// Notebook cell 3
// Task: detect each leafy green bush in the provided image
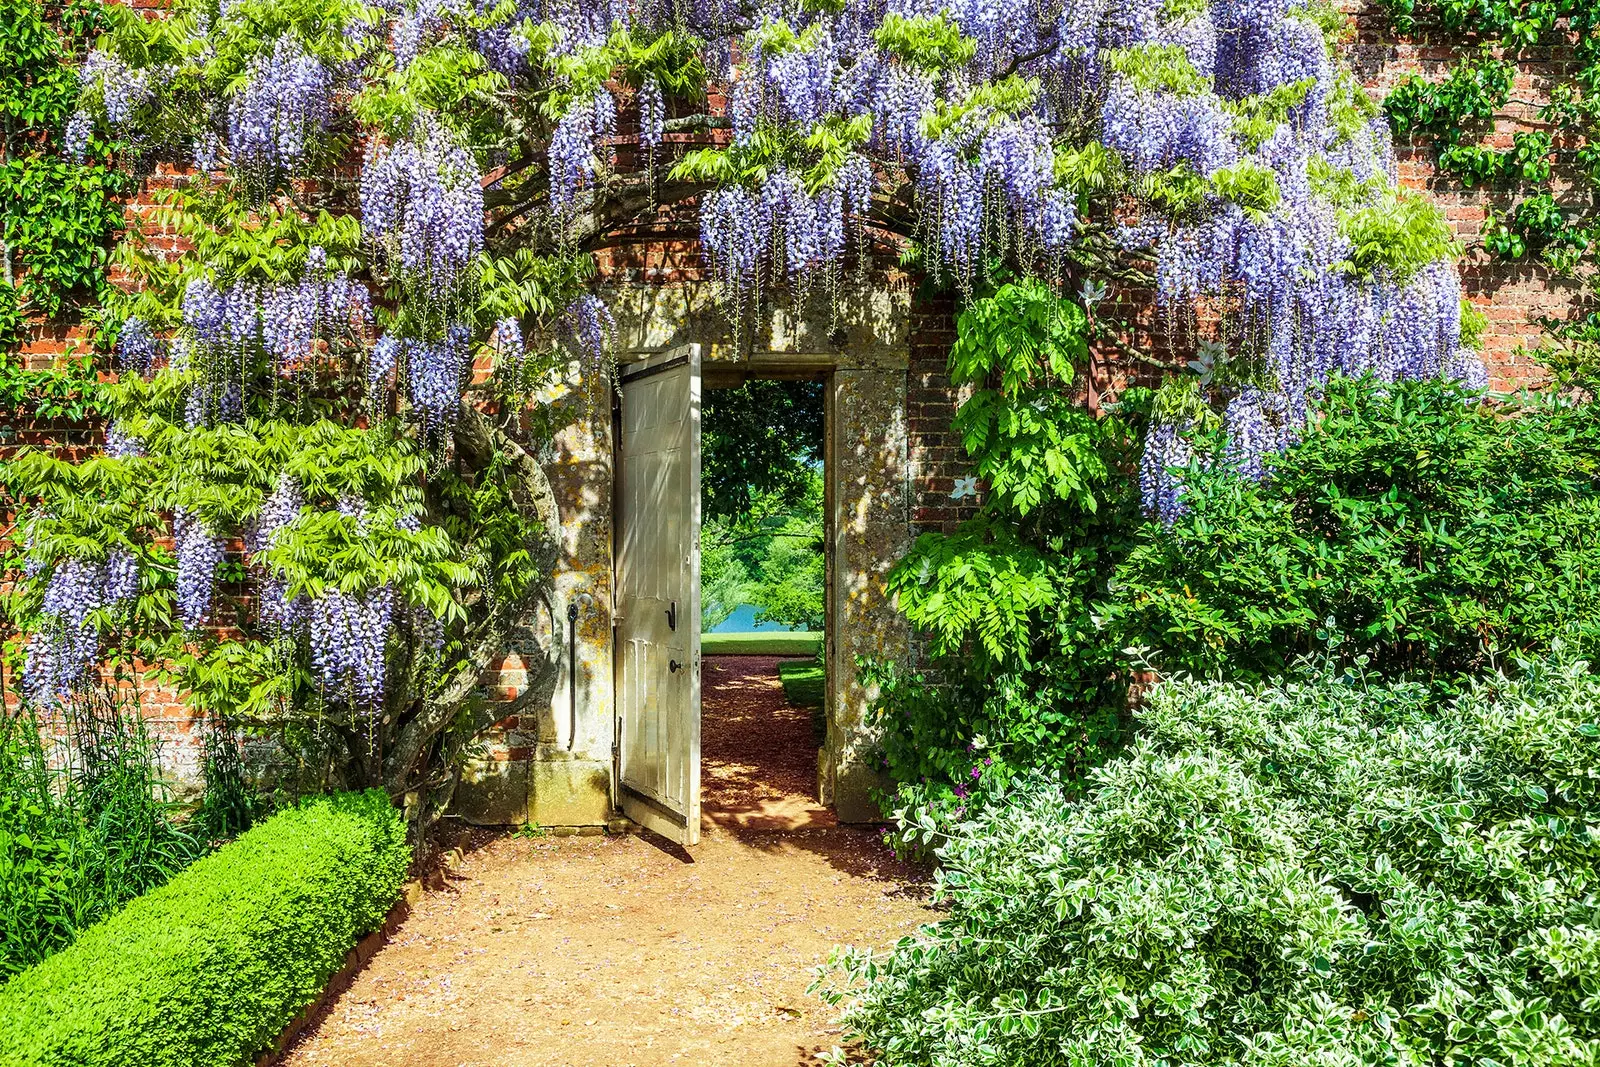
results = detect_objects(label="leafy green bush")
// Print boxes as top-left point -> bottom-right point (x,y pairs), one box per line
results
1112,377 -> 1600,683
823,652 -> 1600,1066
0,694 -> 202,979
874,293 -> 1600,818
0,789 -> 409,1067
873,280 -> 1139,821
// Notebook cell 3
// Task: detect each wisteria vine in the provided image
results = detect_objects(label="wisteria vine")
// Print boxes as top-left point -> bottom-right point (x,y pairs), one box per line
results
13,0 -> 1488,812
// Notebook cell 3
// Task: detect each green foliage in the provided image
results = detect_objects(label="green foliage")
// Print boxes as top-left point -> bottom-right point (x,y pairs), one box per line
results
1208,159 -> 1282,215
702,378 -> 824,522
0,353 -> 102,422
1338,189 -> 1458,282
874,312 -> 1599,827
746,497 -> 824,631
1104,44 -> 1209,95
0,155 -> 128,317
821,652 -> 1600,1066
0,691 -> 202,980
946,279 -> 1098,516
920,74 -> 1040,141
0,0 -> 127,323
0,789 -> 409,1067
1110,376 -> 1600,682
0,0 -> 83,132
1385,56 -> 1514,135
872,13 -> 976,70
875,280 -> 1138,815
1483,192 -> 1588,265
1225,77 -> 1316,149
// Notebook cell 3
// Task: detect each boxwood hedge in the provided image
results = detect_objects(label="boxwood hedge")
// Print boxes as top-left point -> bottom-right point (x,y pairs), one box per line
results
0,789 -> 409,1067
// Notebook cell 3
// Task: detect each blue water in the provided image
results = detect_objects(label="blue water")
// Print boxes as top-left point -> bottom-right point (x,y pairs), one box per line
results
711,604 -> 805,633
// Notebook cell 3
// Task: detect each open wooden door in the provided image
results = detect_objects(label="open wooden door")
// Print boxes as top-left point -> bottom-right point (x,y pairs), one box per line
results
614,344 -> 702,846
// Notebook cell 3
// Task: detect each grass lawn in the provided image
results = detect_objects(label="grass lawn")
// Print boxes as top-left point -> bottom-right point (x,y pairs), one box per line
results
700,632 -> 822,656
777,659 -> 825,709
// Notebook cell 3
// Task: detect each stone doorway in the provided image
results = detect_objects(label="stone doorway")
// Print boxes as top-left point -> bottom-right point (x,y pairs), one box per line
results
455,285 -> 914,828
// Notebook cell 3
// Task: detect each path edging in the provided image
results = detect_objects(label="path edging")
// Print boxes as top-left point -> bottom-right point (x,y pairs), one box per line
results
254,879 -> 422,1066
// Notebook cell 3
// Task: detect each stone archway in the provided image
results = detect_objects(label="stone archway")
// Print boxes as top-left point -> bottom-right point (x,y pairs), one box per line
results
454,283 -> 915,826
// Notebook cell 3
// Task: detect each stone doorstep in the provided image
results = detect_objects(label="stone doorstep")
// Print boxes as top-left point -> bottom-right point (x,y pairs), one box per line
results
254,883 -> 417,1067
453,757 -> 615,828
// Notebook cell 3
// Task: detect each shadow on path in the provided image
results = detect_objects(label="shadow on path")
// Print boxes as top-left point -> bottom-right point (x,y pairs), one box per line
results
701,654 -> 836,833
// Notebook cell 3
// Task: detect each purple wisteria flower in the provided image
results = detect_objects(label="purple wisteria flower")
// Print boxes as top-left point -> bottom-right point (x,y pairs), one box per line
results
361,123 -> 486,290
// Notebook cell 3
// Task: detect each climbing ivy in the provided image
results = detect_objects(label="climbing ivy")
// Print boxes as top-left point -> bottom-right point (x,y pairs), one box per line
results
0,0 -> 129,345
1374,0 -> 1600,376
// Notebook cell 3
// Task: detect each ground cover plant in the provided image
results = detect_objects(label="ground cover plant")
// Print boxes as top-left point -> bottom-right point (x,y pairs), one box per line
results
823,651 -> 1600,1067
0,789 -> 408,1067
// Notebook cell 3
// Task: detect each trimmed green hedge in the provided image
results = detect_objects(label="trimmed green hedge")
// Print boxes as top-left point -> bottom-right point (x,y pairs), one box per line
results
0,789 -> 409,1067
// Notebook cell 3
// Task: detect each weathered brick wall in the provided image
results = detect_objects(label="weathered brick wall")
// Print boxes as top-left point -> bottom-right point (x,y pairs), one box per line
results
905,294 -> 975,536
1348,0 -> 1573,390
4,7 -> 1574,807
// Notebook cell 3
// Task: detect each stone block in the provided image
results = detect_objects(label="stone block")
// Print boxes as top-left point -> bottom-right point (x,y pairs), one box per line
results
529,758 -> 612,826
454,759 -> 529,826
832,759 -> 891,824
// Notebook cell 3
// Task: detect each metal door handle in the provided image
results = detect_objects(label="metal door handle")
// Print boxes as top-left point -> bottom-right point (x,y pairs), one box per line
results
669,659 -> 682,673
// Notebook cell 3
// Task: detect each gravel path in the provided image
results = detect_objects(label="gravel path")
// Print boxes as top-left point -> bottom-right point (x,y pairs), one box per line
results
281,656 -> 930,1067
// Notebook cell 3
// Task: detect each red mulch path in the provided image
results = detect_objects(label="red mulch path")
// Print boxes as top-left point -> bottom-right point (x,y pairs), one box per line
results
700,654 -> 836,832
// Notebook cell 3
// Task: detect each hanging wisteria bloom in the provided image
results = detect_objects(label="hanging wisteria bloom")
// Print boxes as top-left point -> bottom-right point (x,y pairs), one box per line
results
1222,387 -> 1289,481
63,109 -> 93,159
361,123 -> 485,291
307,584 -> 397,706
1140,421 -> 1201,525
404,324 -> 474,432
548,88 -> 617,221
104,421 -> 143,459
23,550 -> 140,707
174,509 -> 225,629
638,75 -> 665,153
80,50 -> 151,129
229,36 -> 332,172
249,474 -> 305,631
564,295 -> 614,365
118,317 -> 162,375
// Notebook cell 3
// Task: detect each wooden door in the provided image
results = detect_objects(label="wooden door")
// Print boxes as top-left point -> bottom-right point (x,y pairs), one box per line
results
615,344 -> 702,846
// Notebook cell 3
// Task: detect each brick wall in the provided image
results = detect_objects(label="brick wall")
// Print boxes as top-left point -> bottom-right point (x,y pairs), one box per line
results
1348,0 -> 1574,390
4,8 -> 1577,797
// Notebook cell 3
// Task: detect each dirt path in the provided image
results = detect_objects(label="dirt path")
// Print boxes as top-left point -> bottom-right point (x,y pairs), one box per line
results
701,655 -> 835,832
282,656 -> 931,1067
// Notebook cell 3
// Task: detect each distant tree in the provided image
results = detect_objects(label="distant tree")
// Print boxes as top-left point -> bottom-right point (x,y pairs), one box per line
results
702,380 -> 823,523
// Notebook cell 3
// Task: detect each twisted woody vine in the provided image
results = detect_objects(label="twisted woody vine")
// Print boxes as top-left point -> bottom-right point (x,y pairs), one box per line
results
8,0 -> 1488,825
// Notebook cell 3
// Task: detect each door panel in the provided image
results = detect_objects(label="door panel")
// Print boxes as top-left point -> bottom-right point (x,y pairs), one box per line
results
615,344 -> 701,845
